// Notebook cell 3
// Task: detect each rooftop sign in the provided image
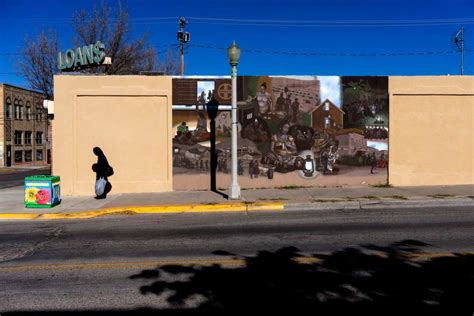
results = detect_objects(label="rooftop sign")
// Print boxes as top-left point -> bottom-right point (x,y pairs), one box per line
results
57,41 -> 106,71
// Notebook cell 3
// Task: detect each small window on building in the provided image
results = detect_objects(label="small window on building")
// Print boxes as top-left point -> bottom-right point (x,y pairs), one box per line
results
36,132 -> 43,145
36,106 -> 42,121
26,102 -> 31,120
24,131 -> 32,145
25,150 -> 32,162
5,97 -> 11,119
19,100 -> 24,120
325,102 -> 330,111
36,150 -> 43,161
15,151 -> 22,163
14,99 -> 19,120
14,131 -> 22,145
324,117 -> 330,128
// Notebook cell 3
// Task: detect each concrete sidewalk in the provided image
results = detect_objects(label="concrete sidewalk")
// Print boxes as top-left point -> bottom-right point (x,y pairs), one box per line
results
0,184 -> 472,220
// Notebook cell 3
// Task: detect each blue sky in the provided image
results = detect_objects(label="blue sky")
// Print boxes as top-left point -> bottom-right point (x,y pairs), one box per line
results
1,0 -> 473,88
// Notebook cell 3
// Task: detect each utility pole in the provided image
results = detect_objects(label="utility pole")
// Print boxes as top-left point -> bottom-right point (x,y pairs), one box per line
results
454,27 -> 465,75
177,17 -> 190,76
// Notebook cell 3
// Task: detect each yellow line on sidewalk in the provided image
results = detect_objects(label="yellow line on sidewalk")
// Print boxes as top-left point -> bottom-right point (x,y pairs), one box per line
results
0,202 -> 284,220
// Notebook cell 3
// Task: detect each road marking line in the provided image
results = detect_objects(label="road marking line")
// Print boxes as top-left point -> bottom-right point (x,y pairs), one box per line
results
0,258 -> 246,272
1,252 -> 471,273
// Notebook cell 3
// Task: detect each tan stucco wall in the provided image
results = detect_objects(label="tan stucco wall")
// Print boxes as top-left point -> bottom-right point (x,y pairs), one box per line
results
53,76 -> 172,196
389,76 -> 474,186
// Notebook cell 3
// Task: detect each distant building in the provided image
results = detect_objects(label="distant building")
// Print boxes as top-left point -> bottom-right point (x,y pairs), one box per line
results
332,128 -> 367,157
309,99 -> 344,130
0,84 -> 49,167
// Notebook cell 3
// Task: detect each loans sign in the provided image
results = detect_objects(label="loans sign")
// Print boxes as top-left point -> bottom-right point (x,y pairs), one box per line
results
57,41 -> 106,71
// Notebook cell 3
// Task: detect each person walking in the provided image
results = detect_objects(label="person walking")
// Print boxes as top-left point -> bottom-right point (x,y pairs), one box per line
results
370,152 -> 377,174
92,147 -> 114,199
223,158 -> 228,173
249,160 -> 254,179
238,159 -> 244,176
253,160 -> 260,178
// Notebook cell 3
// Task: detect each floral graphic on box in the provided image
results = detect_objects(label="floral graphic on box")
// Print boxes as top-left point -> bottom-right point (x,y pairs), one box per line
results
35,189 -> 51,205
25,188 -> 39,203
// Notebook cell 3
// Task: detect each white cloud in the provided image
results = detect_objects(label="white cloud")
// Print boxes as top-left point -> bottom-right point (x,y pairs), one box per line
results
317,76 -> 341,107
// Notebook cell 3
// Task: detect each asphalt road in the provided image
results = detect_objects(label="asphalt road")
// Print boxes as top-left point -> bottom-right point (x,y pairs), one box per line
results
0,205 -> 473,313
0,168 -> 51,189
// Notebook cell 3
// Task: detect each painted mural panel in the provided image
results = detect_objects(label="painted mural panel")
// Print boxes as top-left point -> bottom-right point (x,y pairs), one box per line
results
172,76 -> 388,190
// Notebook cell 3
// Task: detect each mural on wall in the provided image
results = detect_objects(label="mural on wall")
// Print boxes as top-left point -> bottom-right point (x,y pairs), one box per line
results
172,76 -> 388,184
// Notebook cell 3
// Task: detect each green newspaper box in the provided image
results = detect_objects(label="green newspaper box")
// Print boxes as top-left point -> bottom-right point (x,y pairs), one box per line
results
24,175 -> 61,208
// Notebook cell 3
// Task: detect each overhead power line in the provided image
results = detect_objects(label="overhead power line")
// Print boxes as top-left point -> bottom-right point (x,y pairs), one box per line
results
1,47 -> 472,57
184,17 -> 474,27
187,17 -> 474,24
2,16 -> 473,27
189,44 -> 473,57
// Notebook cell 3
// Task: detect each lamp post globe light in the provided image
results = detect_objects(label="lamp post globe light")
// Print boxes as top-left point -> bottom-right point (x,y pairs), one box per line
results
227,41 -> 241,200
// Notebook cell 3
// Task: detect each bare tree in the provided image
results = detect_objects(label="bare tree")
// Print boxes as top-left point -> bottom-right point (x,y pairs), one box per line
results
18,31 -> 58,99
72,1 -> 157,75
158,49 -> 180,75
18,1 -> 177,98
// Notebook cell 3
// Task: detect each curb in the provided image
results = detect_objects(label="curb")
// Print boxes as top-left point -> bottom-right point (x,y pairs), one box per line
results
284,197 -> 474,211
1,196 -> 472,221
0,202 -> 285,220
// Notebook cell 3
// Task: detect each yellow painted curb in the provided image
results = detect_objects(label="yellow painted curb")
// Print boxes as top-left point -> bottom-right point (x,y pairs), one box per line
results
0,202 -> 284,220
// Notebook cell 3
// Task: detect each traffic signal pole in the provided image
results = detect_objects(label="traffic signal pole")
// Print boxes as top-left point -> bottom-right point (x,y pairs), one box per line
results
178,17 -> 190,76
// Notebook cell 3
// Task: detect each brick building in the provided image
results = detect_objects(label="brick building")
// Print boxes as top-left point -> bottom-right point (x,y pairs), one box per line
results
0,84 -> 49,167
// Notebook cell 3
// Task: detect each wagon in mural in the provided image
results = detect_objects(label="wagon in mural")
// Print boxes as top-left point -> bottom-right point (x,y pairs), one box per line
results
174,129 -> 211,145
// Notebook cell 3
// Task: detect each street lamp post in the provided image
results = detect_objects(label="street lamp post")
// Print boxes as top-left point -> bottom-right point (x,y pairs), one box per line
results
227,41 -> 241,199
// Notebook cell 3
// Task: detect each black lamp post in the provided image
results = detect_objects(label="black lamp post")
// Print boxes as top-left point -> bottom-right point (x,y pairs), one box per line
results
206,99 -> 219,192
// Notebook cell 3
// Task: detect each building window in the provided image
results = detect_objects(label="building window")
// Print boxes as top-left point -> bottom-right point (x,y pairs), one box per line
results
36,132 -> 43,145
26,102 -> 31,120
24,131 -> 32,145
19,100 -> 24,120
36,105 -> 42,121
5,97 -> 11,119
324,117 -> 330,129
325,102 -> 330,111
25,150 -> 32,162
36,103 -> 43,121
36,150 -> 44,161
14,131 -> 22,145
15,151 -> 22,163
14,99 -> 19,120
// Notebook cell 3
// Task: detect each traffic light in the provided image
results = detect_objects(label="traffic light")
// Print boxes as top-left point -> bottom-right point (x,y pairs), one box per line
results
177,31 -> 190,43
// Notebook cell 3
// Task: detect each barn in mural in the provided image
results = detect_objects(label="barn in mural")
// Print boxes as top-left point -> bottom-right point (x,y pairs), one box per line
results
172,76 -> 389,190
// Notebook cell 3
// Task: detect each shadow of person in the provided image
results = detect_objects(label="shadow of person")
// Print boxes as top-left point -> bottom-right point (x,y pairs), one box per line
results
91,147 -> 114,199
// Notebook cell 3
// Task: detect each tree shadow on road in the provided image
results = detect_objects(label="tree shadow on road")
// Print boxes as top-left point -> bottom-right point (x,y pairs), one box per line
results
5,240 -> 473,315
129,240 -> 473,314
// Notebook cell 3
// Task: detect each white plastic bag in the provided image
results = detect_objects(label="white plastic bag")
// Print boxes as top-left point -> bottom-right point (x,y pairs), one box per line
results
95,177 -> 107,196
